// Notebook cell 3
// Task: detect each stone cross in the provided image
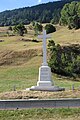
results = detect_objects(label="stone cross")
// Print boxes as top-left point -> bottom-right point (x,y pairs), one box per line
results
38,29 -> 51,66
28,30 -> 65,91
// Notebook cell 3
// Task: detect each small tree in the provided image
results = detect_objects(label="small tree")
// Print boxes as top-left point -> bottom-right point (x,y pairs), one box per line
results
31,21 -> 36,27
45,24 -> 56,34
8,26 -> 12,31
34,22 -> 43,35
13,24 -> 27,36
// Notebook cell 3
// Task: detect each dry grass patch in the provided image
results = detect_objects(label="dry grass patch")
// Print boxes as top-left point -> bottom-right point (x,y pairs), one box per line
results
53,26 -> 80,45
0,48 -> 41,65
0,89 -> 80,99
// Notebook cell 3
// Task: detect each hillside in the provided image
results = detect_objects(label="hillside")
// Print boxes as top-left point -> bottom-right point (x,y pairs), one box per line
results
0,25 -> 80,115
0,0 -> 80,26
0,25 -> 80,66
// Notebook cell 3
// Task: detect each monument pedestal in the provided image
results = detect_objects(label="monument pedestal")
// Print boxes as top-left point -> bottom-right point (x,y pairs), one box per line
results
29,86 -> 65,91
28,65 -> 65,92
37,65 -> 52,86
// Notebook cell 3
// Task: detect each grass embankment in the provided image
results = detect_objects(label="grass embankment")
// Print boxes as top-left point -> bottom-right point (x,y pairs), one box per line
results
0,108 -> 80,120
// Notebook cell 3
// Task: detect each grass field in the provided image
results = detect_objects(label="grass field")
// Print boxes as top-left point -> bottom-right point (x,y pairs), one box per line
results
0,108 -> 80,120
0,55 -> 80,93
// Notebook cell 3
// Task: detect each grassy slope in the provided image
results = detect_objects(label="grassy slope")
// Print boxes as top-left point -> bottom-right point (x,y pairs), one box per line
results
0,25 -> 80,93
53,25 -> 80,45
0,55 -> 80,93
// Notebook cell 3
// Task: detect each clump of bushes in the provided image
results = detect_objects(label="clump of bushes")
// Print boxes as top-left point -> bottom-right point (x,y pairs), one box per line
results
45,24 -> 56,34
48,40 -> 80,77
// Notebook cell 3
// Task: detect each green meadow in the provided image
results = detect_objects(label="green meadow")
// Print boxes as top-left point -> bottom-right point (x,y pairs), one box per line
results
0,108 -> 80,120
0,56 -> 80,93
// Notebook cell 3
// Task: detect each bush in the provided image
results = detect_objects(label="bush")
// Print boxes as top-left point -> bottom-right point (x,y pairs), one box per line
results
45,24 -> 56,34
13,24 -> 27,36
8,26 -> 12,31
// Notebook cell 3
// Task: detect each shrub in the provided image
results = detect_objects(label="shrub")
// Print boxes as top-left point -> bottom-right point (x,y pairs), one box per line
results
45,24 -> 56,34
48,40 -> 80,77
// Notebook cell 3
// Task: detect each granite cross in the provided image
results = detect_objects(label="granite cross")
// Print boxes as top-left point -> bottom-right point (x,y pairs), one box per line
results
38,29 -> 51,66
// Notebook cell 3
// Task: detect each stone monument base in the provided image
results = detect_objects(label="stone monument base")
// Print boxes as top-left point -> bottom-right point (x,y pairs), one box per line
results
27,86 -> 65,92
26,65 -> 65,92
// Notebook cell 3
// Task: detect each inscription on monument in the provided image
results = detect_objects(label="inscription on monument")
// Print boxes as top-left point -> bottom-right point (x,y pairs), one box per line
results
40,67 -> 50,81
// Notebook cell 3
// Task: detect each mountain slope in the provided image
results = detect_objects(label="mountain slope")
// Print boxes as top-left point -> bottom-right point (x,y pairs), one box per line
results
0,0 -> 80,26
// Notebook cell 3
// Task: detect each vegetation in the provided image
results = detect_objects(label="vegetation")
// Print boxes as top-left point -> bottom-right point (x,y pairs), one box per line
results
52,25 -> 80,45
45,24 -> 56,34
0,108 -> 80,120
1,89 -> 80,99
60,1 -> 80,29
33,22 -> 43,35
0,0 -> 80,26
13,24 -> 27,36
48,40 -> 80,77
8,26 -> 12,31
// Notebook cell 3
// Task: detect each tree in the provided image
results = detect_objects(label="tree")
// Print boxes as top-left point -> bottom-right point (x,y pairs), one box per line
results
34,22 -> 43,35
8,26 -> 12,31
48,40 -> 80,77
13,24 -> 27,36
60,1 -> 80,29
45,24 -> 56,34
51,9 -> 61,24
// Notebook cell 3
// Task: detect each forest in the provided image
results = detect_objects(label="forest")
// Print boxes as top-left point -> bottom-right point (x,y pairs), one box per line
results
0,0 -> 80,26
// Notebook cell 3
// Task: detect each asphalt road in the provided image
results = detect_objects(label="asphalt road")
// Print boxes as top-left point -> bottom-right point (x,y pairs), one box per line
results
0,98 -> 80,109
